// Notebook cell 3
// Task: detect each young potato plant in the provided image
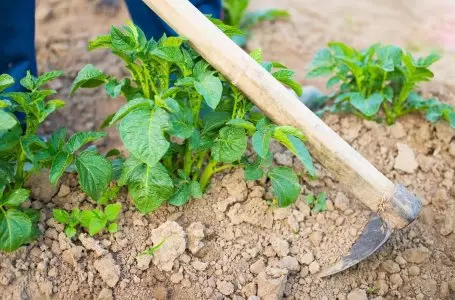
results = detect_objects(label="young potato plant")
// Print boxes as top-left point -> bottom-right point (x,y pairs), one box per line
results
53,203 -> 121,238
0,71 -> 118,252
305,192 -> 327,213
307,42 -> 455,128
71,22 -> 315,214
222,0 -> 290,46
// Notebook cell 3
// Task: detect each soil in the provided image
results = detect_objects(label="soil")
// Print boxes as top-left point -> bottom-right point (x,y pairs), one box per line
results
1,0 -> 455,299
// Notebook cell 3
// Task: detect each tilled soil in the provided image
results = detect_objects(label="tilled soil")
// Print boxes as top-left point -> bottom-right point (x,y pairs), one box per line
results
1,0 -> 455,299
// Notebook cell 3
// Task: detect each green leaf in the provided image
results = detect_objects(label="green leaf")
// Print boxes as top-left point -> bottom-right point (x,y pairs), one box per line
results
53,209 -> 70,224
49,127 -> 67,152
20,71 -> 36,91
108,223 -> 118,233
350,93 -> 384,117
194,72 -> 223,110
105,78 -> 125,98
425,106 -> 442,122
76,151 -> 113,201
252,126 -> 273,158
244,164 -> 264,181
139,239 -> 165,256
212,126 -> 248,163
121,157 -> 174,213
222,0 -> 248,27
105,203 -> 121,221
88,34 -> 112,50
226,118 -> 255,133
448,111 -> 455,128
249,48 -> 263,63
109,98 -> 153,126
287,135 -> 315,177
0,209 -> 32,252
0,111 -> 18,131
202,112 -> 231,133
0,123 -> 22,156
119,107 -> 170,167
189,181 -> 203,198
110,26 -> 136,52
168,184 -> 191,206
312,192 -> 327,213
49,151 -> 73,185
272,69 -> 303,95
0,74 -> 15,93
79,210 -> 95,228
88,217 -> 107,236
64,131 -> 106,154
268,167 -> 300,207
70,64 -> 108,95
65,227 -> 77,238
36,71 -> 64,88
2,189 -> 30,207
169,106 -> 194,139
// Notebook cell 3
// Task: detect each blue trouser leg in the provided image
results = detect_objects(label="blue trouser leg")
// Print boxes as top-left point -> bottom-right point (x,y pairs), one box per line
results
0,0 -> 37,93
124,0 -> 221,40
0,0 -> 36,124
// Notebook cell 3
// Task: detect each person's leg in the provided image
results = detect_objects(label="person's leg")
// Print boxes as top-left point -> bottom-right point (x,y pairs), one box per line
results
0,0 -> 37,93
124,0 -> 221,40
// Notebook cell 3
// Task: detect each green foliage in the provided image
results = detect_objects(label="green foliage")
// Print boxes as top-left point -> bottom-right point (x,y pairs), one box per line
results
0,71 -> 117,252
139,239 -> 165,256
305,192 -> 327,213
71,22 -> 314,214
307,42 -> 455,128
53,203 -> 122,238
222,0 -> 290,46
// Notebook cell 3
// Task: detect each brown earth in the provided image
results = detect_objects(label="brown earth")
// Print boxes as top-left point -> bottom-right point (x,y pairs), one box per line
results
1,0 -> 455,299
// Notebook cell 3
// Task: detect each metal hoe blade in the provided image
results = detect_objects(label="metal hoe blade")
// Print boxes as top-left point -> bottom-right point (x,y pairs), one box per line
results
318,213 -> 393,277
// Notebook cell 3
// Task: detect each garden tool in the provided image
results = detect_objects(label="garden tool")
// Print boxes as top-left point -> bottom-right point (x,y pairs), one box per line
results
142,0 -> 423,277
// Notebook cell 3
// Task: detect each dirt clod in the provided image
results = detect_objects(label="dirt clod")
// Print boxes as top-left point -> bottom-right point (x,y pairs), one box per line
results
394,143 -> 419,173
150,221 -> 186,272
94,254 -> 120,288
347,288 -> 368,300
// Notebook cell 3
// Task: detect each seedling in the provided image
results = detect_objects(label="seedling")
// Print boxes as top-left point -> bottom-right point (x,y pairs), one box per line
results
307,42 -> 455,128
53,203 -> 122,238
139,239 -> 165,256
222,0 -> 290,46
305,192 -> 327,213
71,22 -> 315,214
0,71 -> 116,252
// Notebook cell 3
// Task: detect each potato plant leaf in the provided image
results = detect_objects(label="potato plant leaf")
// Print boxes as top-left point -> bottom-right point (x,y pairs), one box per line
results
70,64 -> 108,95
194,72 -> 223,110
75,151 -> 113,201
268,167 -> 300,207
119,107 -> 170,167
0,209 -> 32,252
212,126 -> 247,163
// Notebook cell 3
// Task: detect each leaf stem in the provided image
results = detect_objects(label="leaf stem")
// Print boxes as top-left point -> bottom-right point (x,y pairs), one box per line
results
183,144 -> 193,176
199,159 -> 217,192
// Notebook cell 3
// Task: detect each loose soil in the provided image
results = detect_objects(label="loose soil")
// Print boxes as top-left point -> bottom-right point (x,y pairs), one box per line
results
1,0 -> 455,299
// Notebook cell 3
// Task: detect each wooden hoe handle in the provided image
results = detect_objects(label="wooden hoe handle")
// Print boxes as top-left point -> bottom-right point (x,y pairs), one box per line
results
142,0 -> 422,229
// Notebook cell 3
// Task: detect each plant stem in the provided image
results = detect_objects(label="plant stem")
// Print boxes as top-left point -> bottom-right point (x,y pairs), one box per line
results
183,144 -> 193,176
199,159 -> 217,192
163,156 -> 172,170
192,151 -> 208,180
213,164 -> 234,173
14,151 -> 26,189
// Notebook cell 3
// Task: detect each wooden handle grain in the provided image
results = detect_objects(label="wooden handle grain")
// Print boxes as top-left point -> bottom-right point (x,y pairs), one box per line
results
142,0 -> 421,228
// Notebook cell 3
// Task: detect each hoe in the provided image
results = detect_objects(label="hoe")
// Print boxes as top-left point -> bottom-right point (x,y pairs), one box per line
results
143,0 -> 423,277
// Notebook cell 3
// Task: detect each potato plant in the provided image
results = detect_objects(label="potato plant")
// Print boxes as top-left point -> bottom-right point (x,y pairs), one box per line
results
307,42 -> 455,127
0,72 -> 119,252
71,22 -> 315,214
222,0 -> 290,46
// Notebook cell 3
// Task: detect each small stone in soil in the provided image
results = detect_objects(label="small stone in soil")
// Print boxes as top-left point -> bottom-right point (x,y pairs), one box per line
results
347,288 -> 367,300
381,260 -> 400,273
250,259 -> 266,274
257,271 -> 287,300
309,231 -> 323,247
300,252 -> 314,265
97,288 -> 113,300
279,256 -> 300,272
187,222 -> 205,254
408,265 -> 420,276
402,247 -> 430,264
94,254 -> 120,288
270,236 -> 289,257
217,280 -> 235,296
334,192 -> 350,211
308,261 -> 320,274
394,143 -> 418,173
